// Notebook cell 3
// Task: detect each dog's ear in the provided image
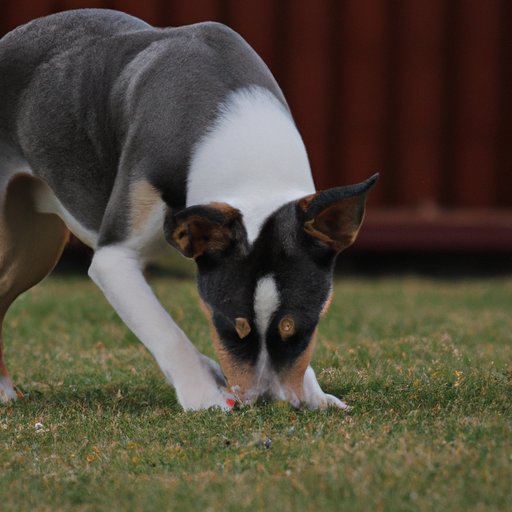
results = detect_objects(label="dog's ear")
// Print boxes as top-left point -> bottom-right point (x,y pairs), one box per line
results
298,174 -> 379,253
165,203 -> 247,259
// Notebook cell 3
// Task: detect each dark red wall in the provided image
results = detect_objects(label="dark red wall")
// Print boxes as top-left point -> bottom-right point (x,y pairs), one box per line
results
2,1 -> 512,251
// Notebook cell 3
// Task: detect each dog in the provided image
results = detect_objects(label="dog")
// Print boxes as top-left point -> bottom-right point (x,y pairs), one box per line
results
0,9 -> 377,410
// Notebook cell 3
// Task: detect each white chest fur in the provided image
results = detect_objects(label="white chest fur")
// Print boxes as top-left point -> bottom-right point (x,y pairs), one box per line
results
186,87 -> 315,242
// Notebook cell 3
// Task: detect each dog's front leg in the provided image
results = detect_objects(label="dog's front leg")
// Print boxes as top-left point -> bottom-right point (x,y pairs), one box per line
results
88,245 -> 235,411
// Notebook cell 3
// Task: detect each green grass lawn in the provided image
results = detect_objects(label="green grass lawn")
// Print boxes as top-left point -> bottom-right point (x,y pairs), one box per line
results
1,261 -> 511,511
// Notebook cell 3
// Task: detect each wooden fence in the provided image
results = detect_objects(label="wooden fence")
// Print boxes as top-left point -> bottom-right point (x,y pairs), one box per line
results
2,0 -> 512,251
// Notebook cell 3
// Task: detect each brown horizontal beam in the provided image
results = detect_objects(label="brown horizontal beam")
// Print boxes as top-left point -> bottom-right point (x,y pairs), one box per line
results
357,209 -> 512,251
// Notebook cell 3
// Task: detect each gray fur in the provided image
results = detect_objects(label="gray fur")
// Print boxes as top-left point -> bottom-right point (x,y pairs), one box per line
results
0,9 -> 286,245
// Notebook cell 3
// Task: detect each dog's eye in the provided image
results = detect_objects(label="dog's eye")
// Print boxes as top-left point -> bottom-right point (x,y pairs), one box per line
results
235,317 -> 251,339
278,315 -> 296,340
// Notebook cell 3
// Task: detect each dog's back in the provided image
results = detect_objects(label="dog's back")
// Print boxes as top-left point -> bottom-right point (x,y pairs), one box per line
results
0,9 -> 284,232
0,9 -> 150,140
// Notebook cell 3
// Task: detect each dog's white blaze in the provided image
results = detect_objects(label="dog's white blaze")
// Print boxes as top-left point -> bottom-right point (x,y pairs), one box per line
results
186,86 -> 316,242
250,275 -> 281,397
253,275 -> 280,336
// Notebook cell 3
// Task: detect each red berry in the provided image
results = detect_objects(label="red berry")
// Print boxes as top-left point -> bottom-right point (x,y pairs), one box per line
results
226,398 -> 236,408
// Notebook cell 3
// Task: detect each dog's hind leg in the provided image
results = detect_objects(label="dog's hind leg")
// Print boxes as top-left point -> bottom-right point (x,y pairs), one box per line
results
0,173 -> 69,402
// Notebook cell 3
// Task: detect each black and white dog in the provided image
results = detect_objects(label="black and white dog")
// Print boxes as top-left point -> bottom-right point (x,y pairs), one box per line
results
0,10 -> 377,410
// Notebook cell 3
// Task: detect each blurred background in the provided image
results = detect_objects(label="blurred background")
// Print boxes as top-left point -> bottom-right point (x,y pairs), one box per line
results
1,0 -> 511,274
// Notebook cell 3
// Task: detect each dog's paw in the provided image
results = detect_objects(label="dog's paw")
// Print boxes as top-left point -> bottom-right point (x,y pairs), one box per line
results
304,390 -> 349,410
174,355 -> 236,412
0,376 -> 18,404
178,384 -> 236,412
302,366 -> 349,410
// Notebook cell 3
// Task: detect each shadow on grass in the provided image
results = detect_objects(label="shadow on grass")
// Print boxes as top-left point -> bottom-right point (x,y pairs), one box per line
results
22,382 -> 180,415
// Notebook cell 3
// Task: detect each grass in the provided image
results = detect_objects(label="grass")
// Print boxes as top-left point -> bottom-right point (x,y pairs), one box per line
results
1,258 -> 511,511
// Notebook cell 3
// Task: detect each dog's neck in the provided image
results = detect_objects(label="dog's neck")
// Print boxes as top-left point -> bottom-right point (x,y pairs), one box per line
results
186,87 -> 315,242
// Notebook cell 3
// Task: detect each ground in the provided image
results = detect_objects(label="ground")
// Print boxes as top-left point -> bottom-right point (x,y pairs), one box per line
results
0,257 -> 511,511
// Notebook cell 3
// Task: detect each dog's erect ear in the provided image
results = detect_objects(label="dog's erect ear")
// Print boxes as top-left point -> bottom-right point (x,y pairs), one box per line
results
165,203 -> 247,259
298,174 -> 379,253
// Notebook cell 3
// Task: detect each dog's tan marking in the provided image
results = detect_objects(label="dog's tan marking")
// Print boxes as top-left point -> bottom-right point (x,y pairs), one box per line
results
130,180 -> 161,233
171,220 -> 192,255
320,290 -> 333,318
298,192 -> 319,212
0,343 -> 11,383
0,174 -> 69,400
280,329 -> 318,401
235,317 -> 251,339
200,301 -> 255,397
278,315 -> 296,340
208,202 -> 240,218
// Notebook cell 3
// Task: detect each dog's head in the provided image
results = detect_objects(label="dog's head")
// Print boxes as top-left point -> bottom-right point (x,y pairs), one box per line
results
165,174 -> 378,406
